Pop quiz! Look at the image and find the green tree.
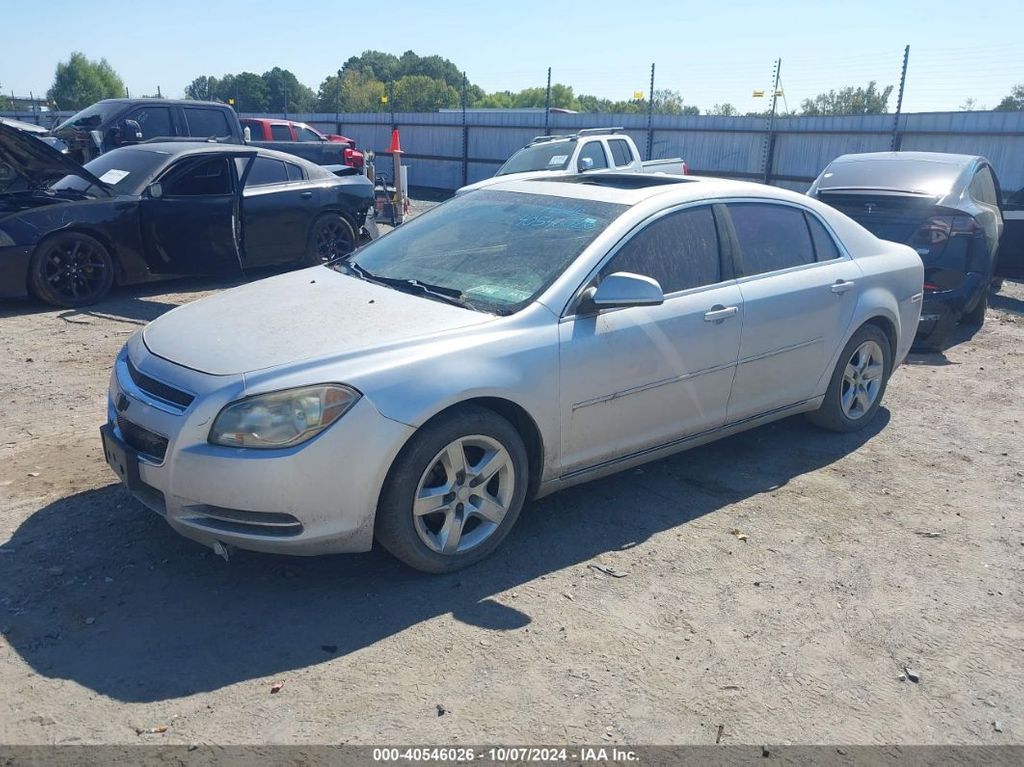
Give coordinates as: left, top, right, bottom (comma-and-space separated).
263, 67, 316, 112
46, 52, 124, 110
317, 69, 387, 113
185, 75, 219, 101
994, 83, 1024, 111
800, 81, 893, 116
707, 103, 738, 116
212, 72, 268, 112
341, 51, 401, 83
0, 83, 9, 111
392, 75, 459, 111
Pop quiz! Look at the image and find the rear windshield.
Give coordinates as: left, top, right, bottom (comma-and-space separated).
497, 142, 575, 175
818, 158, 964, 197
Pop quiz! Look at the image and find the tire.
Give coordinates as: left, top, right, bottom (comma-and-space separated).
29, 232, 114, 308
303, 213, 355, 266
807, 324, 892, 433
961, 289, 987, 327
375, 405, 529, 573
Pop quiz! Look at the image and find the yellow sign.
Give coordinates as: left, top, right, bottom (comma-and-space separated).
227, 97, 235, 105
752, 90, 764, 98
632, 91, 644, 100
774, 89, 784, 97
380, 95, 388, 104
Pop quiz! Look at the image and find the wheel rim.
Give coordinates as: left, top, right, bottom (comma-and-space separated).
315, 219, 353, 261
841, 340, 884, 419
412, 434, 516, 556
41, 238, 107, 302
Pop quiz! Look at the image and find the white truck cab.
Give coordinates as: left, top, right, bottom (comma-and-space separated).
458, 128, 687, 194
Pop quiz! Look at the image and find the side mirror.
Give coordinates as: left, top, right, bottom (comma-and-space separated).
117, 119, 143, 145
578, 157, 595, 172
146, 182, 163, 199
586, 272, 664, 311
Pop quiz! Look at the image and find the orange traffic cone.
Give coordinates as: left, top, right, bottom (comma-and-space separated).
388, 129, 402, 154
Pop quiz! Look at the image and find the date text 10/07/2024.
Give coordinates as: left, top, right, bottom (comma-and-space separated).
372, 747, 640, 762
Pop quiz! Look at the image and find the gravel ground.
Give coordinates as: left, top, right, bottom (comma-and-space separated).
0, 214, 1022, 745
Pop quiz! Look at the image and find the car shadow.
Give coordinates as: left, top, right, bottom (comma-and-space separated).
0, 411, 889, 703
0, 268, 293, 325
990, 289, 1024, 317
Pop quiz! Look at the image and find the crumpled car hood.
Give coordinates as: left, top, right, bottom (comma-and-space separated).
143, 266, 494, 376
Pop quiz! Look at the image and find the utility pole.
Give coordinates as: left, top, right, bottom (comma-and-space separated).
891, 45, 910, 151
543, 67, 552, 135
388, 81, 396, 131
461, 71, 469, 187
762, 58, 782, 184
646, 63, 655, 161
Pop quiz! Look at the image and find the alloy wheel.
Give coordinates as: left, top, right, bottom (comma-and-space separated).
841, 340, 884, 419
412, 435, 516, 555
315, 218, 353, 261
41, 238, 109, 304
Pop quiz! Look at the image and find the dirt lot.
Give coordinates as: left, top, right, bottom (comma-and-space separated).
1, 237, 1022, 745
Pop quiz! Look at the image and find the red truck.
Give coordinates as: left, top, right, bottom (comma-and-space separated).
240, 118, 365, 169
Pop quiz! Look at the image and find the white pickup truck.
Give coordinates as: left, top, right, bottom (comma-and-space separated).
458, 128, 688, 194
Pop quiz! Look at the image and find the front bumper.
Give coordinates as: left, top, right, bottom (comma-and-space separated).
102, 335, 414, 556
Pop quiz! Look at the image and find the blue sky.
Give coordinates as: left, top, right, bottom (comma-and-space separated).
2, 0, 1022, 113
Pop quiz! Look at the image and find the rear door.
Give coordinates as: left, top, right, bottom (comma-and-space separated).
558, 204, 743, 473
724, 201, 861, 421
999, 183, 1024, 279
139, 153, 246, 275
240, 155, 318, 266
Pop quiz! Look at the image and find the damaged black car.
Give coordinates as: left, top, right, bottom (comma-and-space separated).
0, 122, 376, 307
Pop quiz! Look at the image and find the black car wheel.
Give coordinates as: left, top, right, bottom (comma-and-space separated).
305, 214, 355, 265
29, 232, 114, 308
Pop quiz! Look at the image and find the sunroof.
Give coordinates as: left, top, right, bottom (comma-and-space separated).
538, 174, 694, 189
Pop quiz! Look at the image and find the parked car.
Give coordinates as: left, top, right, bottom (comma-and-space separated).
0, 122, 375, 307
51, 99, 361, 170
808, 151, 1005, 350
100, 173, 922, 572
240, 118, 365, 169
457, 128, 687, 193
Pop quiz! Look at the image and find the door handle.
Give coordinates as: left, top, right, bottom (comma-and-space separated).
831, 279, 855, 294
703, 305, 738, 323
300, 191, 313, 199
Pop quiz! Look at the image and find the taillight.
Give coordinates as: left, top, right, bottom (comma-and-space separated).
909, 214, 979, 257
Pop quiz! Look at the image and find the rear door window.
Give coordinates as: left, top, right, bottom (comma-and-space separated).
601, 205, 722, 294
728, 203, 816, 275
184, 108, 232, 139
608, 139, 634, 167
127, 107, 173, 140
285, 162, 304, 181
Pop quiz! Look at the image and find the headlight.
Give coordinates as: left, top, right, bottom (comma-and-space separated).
208, 384, 360, 449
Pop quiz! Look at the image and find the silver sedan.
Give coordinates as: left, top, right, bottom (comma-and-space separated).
101, 175, 924, 572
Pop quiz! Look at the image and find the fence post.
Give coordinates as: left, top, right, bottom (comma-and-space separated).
891, 45, 910, 151
762, 58, 782, 184
646, 63, 655, 161
462, 71, 469, 187
544, 67, 552, 136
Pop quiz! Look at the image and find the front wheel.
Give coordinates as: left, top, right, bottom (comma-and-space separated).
375, 406, 529, 573
807, 324, 891, 433
29, 232, 114, 308
304, 213, 355, 266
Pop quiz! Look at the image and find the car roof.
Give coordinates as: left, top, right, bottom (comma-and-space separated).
120, 142, 330, 172
485, 173, 813, 207
95, 98, 228, 108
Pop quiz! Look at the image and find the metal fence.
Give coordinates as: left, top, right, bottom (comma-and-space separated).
6, 108, 1024, 195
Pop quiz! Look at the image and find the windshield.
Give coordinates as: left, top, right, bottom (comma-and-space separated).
55, 102, 124, 131
337, 190, 626, 314
497, 142, 575, 175
51, 148, 164, 195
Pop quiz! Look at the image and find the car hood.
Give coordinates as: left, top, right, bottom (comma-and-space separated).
142, 267, 495, 376
0, 122, 108, 191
